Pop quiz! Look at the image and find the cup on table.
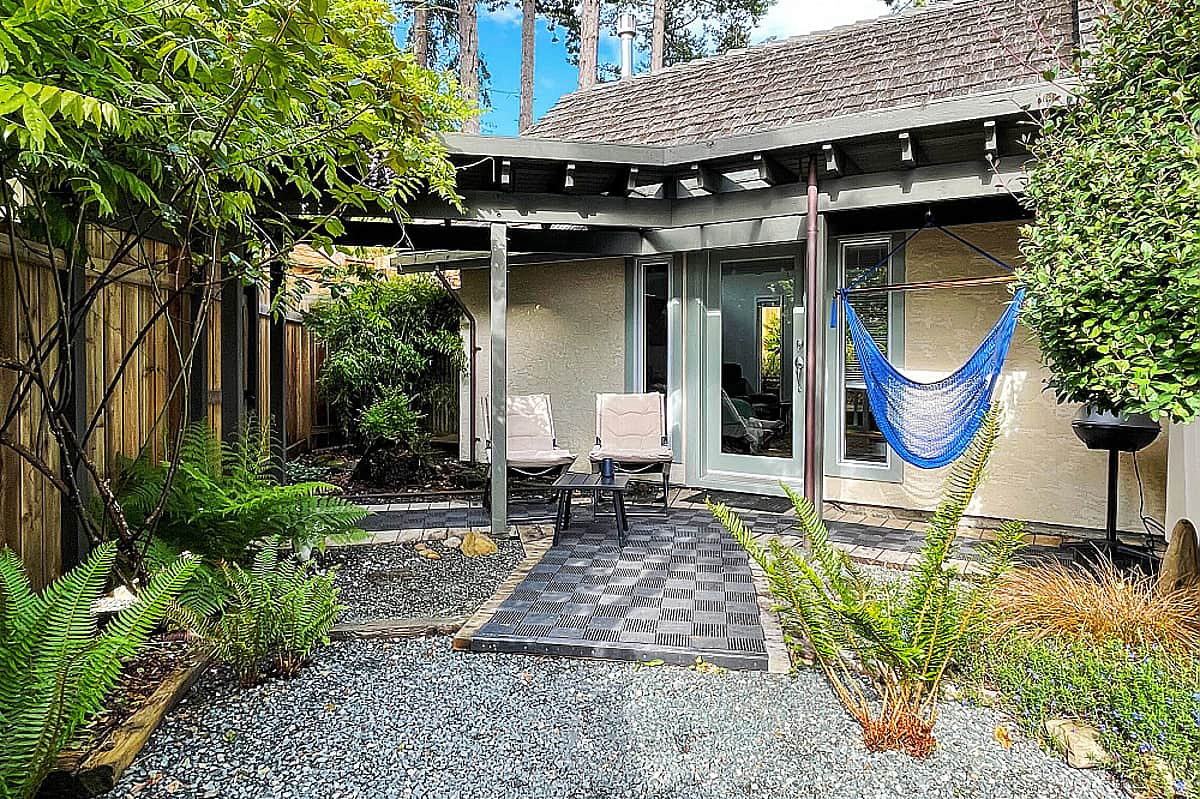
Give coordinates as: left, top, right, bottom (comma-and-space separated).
600, 458, 615, 482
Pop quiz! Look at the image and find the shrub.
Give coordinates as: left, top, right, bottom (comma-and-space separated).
1019, 0, 1200, 422
710, 406, 1025, 757
0, 543, 197, 799
305, 275, 463, 447
204, 540, 343, 686
993, 559, 1200, 654
974, 636, 1200, 797
116, 420, 366, 561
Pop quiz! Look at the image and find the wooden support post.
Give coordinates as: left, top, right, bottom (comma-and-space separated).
220, 267, 246, 442
489, 223, 508, 539
58, 262, 90, 569
268, 261, 287, 480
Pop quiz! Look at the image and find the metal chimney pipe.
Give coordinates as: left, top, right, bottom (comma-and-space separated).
617, 13, 636, 79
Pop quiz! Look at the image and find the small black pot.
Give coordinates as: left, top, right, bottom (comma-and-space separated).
1071, 406, 1160, 453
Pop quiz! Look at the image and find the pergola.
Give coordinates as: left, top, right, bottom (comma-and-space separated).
324, 87, 1048, 538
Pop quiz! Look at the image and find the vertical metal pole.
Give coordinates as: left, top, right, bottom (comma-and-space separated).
1106, 449, 1120, 546
489, 223, 508, 539
268, 261, 287, 481
803, 157, 822, 513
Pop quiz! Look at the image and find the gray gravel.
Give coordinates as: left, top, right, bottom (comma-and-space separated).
109, 638, 1124, 799
323, 538, 525, 622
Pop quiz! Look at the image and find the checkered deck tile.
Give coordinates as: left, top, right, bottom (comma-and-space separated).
470, 515, 769, 670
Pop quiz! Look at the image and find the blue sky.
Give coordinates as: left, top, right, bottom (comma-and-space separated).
402, 0, 891, 136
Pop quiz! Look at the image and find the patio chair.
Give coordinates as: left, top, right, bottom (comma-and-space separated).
589, 392, 673, 513
482, 394, 577, 511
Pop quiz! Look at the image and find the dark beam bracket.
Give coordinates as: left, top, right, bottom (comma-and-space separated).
755, 152, 798, 185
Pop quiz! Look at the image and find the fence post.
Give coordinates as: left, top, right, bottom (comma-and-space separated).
220, 263, 246, 441
268, 260, 287, 480
58, 261, 90, 570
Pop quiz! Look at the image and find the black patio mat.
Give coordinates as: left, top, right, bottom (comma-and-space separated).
470, 516, 769, 670
681, 489, 793, 514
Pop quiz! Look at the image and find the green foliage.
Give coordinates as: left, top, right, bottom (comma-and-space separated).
710, 406, 1025, 754
305, 275, 462, 446
116, 421, 366, 562
360, 387, 426, 448
205, 540, 343, 686
0, 543, 197, 799
972, 637, 1200, 798
1, 0, 468, 266
1019, 0, 1200, 422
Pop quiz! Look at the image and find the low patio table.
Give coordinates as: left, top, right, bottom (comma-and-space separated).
552, 472, 631, 547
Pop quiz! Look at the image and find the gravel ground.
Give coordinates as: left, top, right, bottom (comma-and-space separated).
322, 538, 525, 622
109, 638, 1124, 799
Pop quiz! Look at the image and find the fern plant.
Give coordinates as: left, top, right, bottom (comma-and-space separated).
115, 419, 367, 561
0, 543, 197, 799
710, 406, 1025, 758
201, 540, 343, 686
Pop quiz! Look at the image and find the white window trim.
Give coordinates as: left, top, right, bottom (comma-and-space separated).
824, 234, 906, 483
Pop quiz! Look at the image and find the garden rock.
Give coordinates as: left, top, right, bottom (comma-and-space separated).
443, 536, 463, 549
461, 531, 498, 557
1045, 719, 1108, 768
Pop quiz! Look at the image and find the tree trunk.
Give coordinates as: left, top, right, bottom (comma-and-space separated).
458, 0, 481, 134
577, 0, 599, 90
518, 0, 536, 131
651, 0, 666, 71
413, 4, 430, 67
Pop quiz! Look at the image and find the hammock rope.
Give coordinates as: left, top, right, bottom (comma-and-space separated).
831, 219, 1025, 469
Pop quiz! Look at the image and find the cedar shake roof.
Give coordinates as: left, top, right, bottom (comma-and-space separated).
525, 0, 1079, 146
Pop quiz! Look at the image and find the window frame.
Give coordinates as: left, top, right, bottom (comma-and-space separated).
824, 234, 906, 483
626, 257, 672, 393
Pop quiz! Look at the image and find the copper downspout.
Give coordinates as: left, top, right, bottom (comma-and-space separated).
433, 267, 478, 464
803, 157, 820, 508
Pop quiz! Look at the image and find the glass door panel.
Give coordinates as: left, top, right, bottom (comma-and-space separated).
703, 249, 804, 483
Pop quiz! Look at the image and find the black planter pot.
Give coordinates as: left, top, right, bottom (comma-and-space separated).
1066, 406, 1162, 570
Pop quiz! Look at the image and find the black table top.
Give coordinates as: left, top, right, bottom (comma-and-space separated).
551, 472, 631, 492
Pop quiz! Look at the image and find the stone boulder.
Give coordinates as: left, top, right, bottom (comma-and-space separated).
1044, 719, 1109, 769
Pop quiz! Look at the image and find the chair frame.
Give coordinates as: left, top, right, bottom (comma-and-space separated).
481, 395, 573, 518
589, 392, 672, 516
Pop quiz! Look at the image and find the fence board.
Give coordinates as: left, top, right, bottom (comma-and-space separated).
2, 235, 327, 587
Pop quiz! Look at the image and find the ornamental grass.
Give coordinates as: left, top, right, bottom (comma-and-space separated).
991, 559, 1200, 655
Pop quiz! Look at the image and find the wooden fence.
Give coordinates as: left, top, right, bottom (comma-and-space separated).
0, 229, 326, 587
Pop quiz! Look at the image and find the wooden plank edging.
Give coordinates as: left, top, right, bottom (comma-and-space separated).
39, 653, 211, 798
330, 616, 468, 640
452, 536, 552, 651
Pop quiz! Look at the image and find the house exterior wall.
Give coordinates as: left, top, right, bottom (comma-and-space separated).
455, 221, 1168, 533
457, 258, 626, 466
823, 221, 1168, 531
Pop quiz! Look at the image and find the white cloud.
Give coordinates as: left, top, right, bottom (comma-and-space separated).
753, 0, 891, 42
485, 4, 522, 26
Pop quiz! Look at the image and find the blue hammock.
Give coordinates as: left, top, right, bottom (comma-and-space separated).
832, 222, 1025, 469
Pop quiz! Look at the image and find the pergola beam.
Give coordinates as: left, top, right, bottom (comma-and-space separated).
755, 153, 796, 185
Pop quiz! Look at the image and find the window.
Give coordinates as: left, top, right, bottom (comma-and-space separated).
634, 261, 669, 394
826, 237, 904, 480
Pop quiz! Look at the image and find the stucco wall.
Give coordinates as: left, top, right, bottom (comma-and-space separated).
824, 221, 1168, 531
457, 258, 626, 467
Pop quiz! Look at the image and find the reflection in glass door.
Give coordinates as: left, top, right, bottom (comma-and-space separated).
703, 249, 804, 484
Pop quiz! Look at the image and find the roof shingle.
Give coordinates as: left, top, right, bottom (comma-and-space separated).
525, 0, 1077, 146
